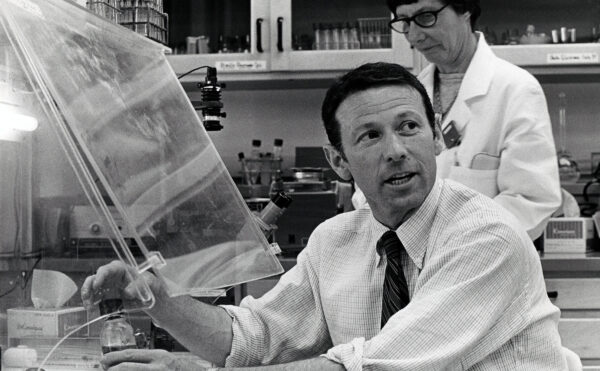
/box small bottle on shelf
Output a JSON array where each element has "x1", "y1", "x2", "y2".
[
  {"x1": 339, "y1": 22, "x2": 349, "y2": 49},
  {"x1": 250, "y1": 139, "x2": 262, "y2": 158},
  {"x1": 272, "y1": 138, "x2": 283, "y2": 159},
  {"x1": 349, "y1": 22, "x2": 360, "y2": 49},
  {"x1": 323, "y1": 24, "x2": 333, "y2": 50},
  {"x1": 331, "y1": 23, "x2": 340, "y2": 50},
  {"x1": 313, "y1": 23, "x2": 322, "y2": 50},
  {"x1": 249, "y1": 140, "x2": 262, "y2": 185}
]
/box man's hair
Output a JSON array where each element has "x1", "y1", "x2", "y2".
[
  {"x1": 321, "y1": 62, "x2": 435, "y2": 155},
  {"x1": 386, "y1": 0, "x2": 481, "y2": 30}
]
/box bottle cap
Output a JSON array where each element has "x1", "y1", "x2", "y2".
[
  {"x1": 271, "y1": 191, "x2": 292, "y2": 209},
  {"x1": 274, "y1": 138, "x2": 283, "y2": 146},
  {"x1": 99, "y1": 298, "x2": 124, "y2": 316}
]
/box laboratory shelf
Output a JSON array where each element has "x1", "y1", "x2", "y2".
[
  {"x1": 540, "y1": 251, "x2": 600, "y2": 278},
  {"x1": 491, "y1": 43, "x2": 600, "y2": 71}
]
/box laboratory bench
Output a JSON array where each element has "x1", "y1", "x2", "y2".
[{"x1": 2, "y1": 248, "x2": 600, "y2": 369}]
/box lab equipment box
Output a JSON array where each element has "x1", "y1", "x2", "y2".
[
  {"x1": 7, "y1": 307, "x2": 88, "y2": 340},
  {"x1": 543, "y1": 217, "x2": 598, "y2": 253}
]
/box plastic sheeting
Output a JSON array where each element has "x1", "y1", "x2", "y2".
[{"x1": 0, "y1": 0, "x2": 283, "y2": 301}]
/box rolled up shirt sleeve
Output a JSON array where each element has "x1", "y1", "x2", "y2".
[{"x1": 221, "y1": 245, "x2": 332, "y2": 367}]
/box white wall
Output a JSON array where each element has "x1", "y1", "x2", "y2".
[
  {"x1": 207, "y1": 88, "x2": 329, "y2": 175},
  {"x1": 209, "y1": 84, "x2": 600, "y2": 177},
  {"x1": 30, "y1": 83, "x2": 600, "y2": 198}
]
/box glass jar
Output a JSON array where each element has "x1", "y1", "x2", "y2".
[
  {"x1": 100, "y1": 314, "x2": 137, "y2": 354},
  {"x1": 99, "y1": 299, "x2": 137, "y2": 354}
]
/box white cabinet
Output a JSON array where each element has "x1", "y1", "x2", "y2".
[
  {"x1": 165, "y1": 0, "x2": 273, "y2": 80},
  {"x1": 166, "y1": 0, "x2": 600, "y2": 83},
  {"x1": 165, "y1": 0, "x2": 413, "y2": 81},
  {"x1": 546, "y1": 278, "x2": 600, "y2": 368},
  {"x1": 267, "y1": 0, "x2": 412, "y2": 72}
]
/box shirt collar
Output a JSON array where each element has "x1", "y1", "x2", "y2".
[{"x1": 371, "y1": 178, "x2": 442, "y2": 269}]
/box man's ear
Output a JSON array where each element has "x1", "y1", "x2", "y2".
[
  {"x1": 432, "y1": 118, "x2": 445, "y2": 155},
  {"x1": 323, "y1": 144, "x2": 352, "y2": 181}
]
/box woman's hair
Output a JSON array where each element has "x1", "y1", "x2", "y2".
[{"x1": 386, "y1": 0, "x2": 481, "y2": 30}]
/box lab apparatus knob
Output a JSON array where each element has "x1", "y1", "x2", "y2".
[{"x1": 90, "y1": 223, "x2": 102, "y2": 234}]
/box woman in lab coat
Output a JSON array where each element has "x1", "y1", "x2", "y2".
[{"x1": 353, "y1": 0, "x2": 561, "y2": 240}]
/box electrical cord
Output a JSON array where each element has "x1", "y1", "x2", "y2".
[
  {"x1": 177, "y1": 65, "x2": 211, "y2": 80},
  {"x1": 0, "y1": 255, "x2": 42, "y2": 298},
  {"x1": 581, "y1": 178, "x2": 599, "y2": 216}
]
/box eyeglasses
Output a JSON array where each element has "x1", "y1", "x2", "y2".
[{"x1": 389, "y1": 3, "x2": 450, "y2": 34}]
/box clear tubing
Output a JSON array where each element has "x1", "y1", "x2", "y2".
[
  {"x1": 558, "y1": 92, "x2": 567, "y2": 153},
  {"x1": 37, "y1": 285, "x2": 233, "y2": 370},
  {"x1": 36, "y1": 312, "x2": 113, "y2": 370}
]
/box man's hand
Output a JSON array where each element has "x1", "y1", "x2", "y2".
[
  {"x1": 100, "y1": 349, "x2": 212, "y2": 371},
  {"x1": 81, "y1": 260, "x2": 161, "y2": 308}
]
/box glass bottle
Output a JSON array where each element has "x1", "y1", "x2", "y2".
[
  {"x1": 272, "y1": 138, "x2": 283, "y2": 159},
  {"x1": 331, "y1": 23, "x2": 340, "y2": 50},
  {"x1": 339, "y1": 23, "x2": 349, "y2": 49},
  {"x1": 99, "y1": 299, "x2": 137, "y2": 354},
  {"x1": 323, "y1": 24, "x2": 333, "y2": 50},
  {"x1": 349, "y1": 22, "x2": 361, "y2": 49},
  {"x1": 313, "y1": 23, "x2": 322, "y2": 50},
  {"x1": 250, "y1": 139, "x2": 261, "y2": 159},
  {"x1": 556, "y1": 92, "x2": 580, "y2": 183}
]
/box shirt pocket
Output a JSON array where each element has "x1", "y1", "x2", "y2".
[{"x1": 447, "y1": 166, "x2": 499, "y2": 198}]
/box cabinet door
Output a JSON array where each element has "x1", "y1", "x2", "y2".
[
  {"x1": 269, "y1": 0, "x2": 413, "y2": 72},
  {"x1": 546, "y1": 279, "x2": 600, "y2": 363},
  {"x1": 165, "y1": 0, "x2": 272, "y2": 80}
]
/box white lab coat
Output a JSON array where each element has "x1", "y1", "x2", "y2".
[{"x1": 352, "y1": 34, "x2": 561, "y2": 240}]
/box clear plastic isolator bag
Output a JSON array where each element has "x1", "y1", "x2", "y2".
[{"x1": 0, "y1": 0, "x2": 284, "y2": 303}]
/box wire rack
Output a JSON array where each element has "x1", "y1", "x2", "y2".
[
  {"x1": 119, "y1": 4, "x2": 168, "y2": 45},
  {"x1": 86, "y1": 0, "x2": 168, "y2": 45},
  {"x1": 87, "y1": 0, "x2": 120, "y2": 23}
]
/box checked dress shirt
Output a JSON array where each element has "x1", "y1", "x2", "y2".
[{"x1": 222, "y1": 179, "x2": 566, "y2": 370}]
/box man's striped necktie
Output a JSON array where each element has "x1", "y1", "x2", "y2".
[{"x1": 378, "y1": 230, "x2": 410, "y2": 328}]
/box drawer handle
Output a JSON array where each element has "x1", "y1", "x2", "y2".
[
  {"x1": 277, "y1": 17, "x2": 284, "y2": 52},
  {"x1": 547, "y1": 291, "x2": 558, "y2": 299},
  {"x1": 256, "y1": 18, "x2": 264, "y2": 53}
]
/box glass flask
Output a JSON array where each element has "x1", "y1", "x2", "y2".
[
  {"x1": 99, "y1": 299, "x2": 137, "y2": 354},
  {"x1": 556, "y1": 92, "x2": 580, "y2": 183}
]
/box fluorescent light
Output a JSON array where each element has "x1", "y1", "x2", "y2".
[{"x1": 0, "y1": 102, "x2": 38, "y2": 131}]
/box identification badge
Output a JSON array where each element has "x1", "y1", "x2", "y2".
[{"x1": 442, "y1": 121, "x2": 461, "y2": 149}]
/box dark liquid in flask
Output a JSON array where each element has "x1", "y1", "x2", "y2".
[{"x1": 102, "y1": 344, "x2": 137, "y2": 354}]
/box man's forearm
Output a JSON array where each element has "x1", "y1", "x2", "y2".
[
  {"x1": 146, "y1": 294, "x2": 233, "y2": 365},
  {"x1": 215, "y1": 356, "x2": 345, "y2": 371}
]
